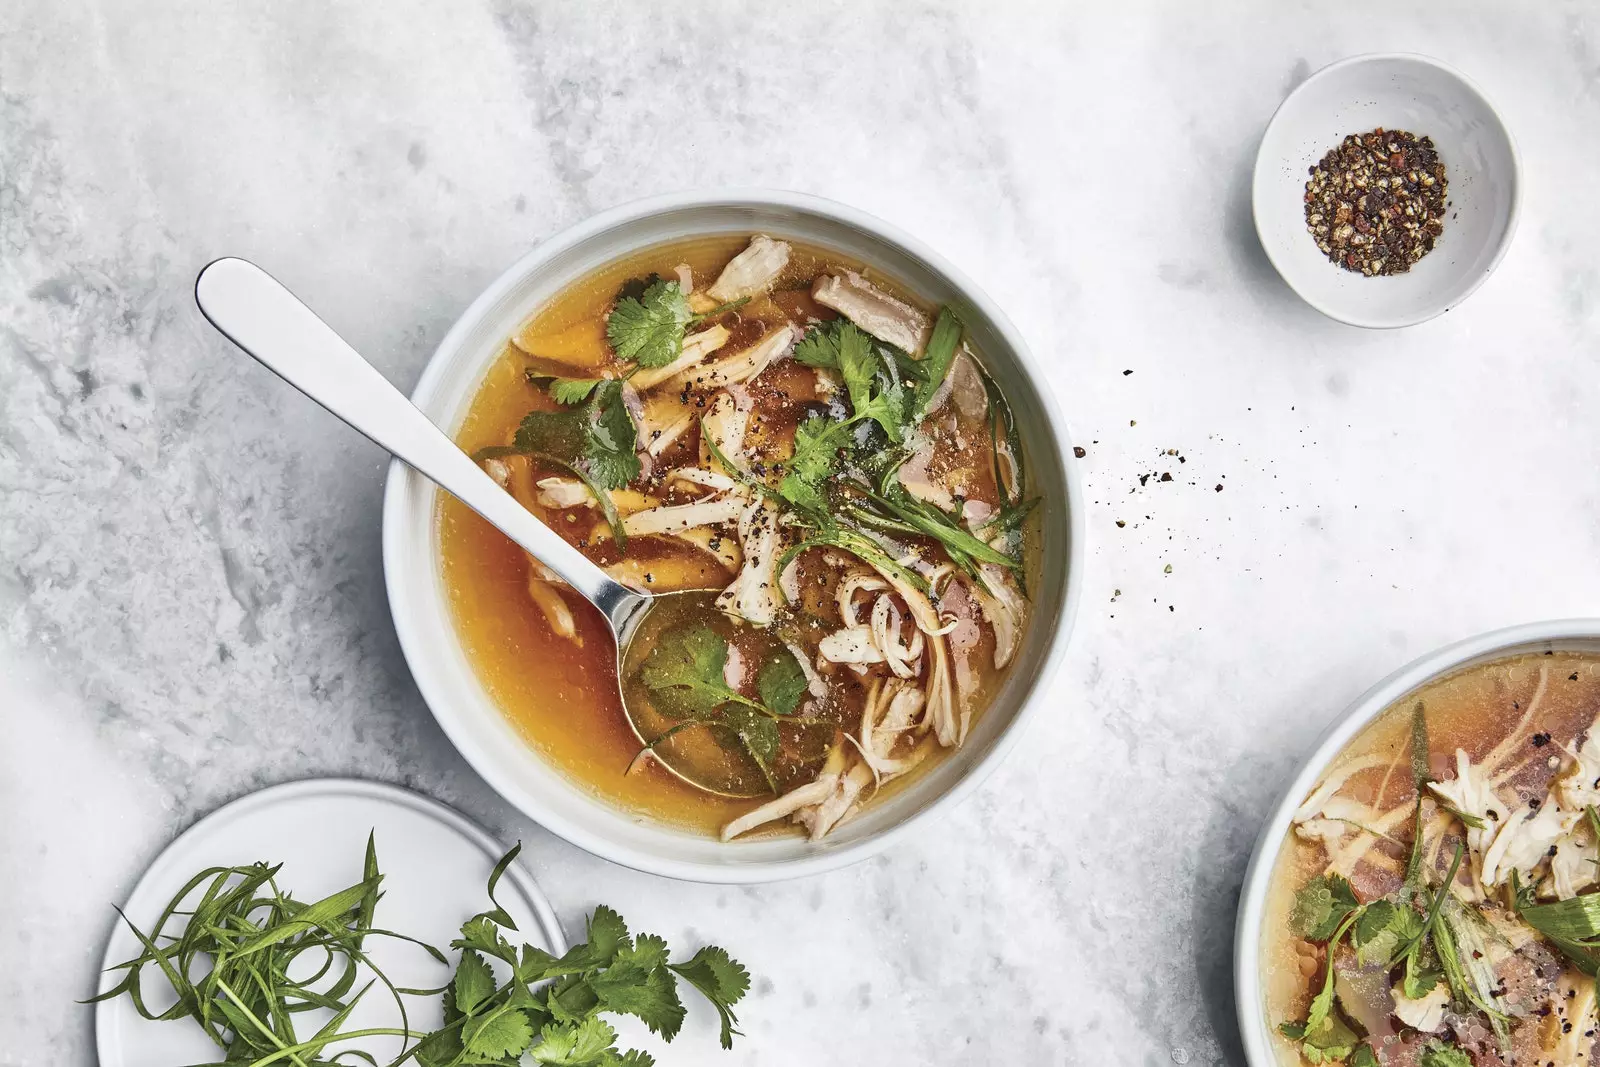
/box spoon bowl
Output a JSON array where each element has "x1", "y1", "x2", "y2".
[{"x1": 194, "y1": 257, "x2": 743, "y2": 796}]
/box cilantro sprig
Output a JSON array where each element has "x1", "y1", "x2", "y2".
[
  {"x1": 606, "y1": 279, "x2": 693, "y2": 369},
  {"x1": 89, "y1": 838, "x2": 753, "y2": 1067},
  {"x1": 636, "y1": 627, "x2": 821, "y2": 792}
]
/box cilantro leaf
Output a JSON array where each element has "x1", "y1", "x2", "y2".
[
  {"x1": 1419, "y1": 1040, "x2": 1472, "y2": 1067},
  {"x1": 528, "y1": 1016, "x2": 618, "y2": 1065},
  {"x1": 778, "y1": 414, "x2": 855, "y2": 513},
  {"x1": 465, "y1": 1008, "x2": 535, "y2": 1059},
  {"x1": 606, "y1": 280, "x2": 692, "y2": 368},
  {"x1": 757, "y1": 651, "x2": 808, "y2": 716},
  {"x1": 720, "y1": 706, "x2": 781, "y2": 793},
  {"x1": 589, "y1": 934, "x2": 685, "y2": 1040},
  {"x1": 453, "y1": 949, "x2": 496, "y2": 1016},
  {"x1": 669, "y1": 945, "x2": 750, "y2": 1050},
  {"x1": 1289, "y1": 874, "x2": 1360, "y2": 941},
  {"x1": 1352, "y1": 899, "x2": 1423, "y2": 967},
  {"x1": 793, "y1": 322, "x2": 843, "y2": 369},
  {"x1": 456, "y1": 915, "x2": 517, "y2": 964},
  {"x1": 1349, "y1": 1046, "x2": 1379, "y2": 1067},
  {"x1": 585, "y1": 905, "x2": 630, "y2": 966},
  {"x1": 909, "y1": 306, "x2": 963, "y2": 421},
  {"x1": 639, "y1": 627, "x2": 741, "y2": 720},
  {"x1": 1280, "y1": 1013, "x2": 1359, "y2": 1065},
  {"x1": 550, "y1": 377, "x2": 605, "y2": 405},
  {"x1": 514, "y1": 380, "x2": 640, "y2": 493}
]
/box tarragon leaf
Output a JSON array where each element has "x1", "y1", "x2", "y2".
[
  {"x1": 909, "y1": 306, "x2": 963, "y2": 421},
  {"x1": 606, "y1": 280, "x2": 692, "y2": 368}
]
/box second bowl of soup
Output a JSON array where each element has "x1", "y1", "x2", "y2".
[
  {"x1": 1236, "y1": 620, "x2": 1600, "y2": 1066},
  {"x1": 383, "y1": 191, "x2": 1083, "y2": 881}
]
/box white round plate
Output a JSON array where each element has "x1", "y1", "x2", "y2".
[
  {"x1": 95, "y1": 778, "x2": 566, "y2": 1067},
  {"x1": 1253, "y1": 52, "x2": 1520, "y2": 328}
]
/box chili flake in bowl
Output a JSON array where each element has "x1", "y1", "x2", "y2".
[
  {"x1": 1304, "y1": 128, "x2": 1448, "y2": 277},
  {"x1": 1252, "y1": 53, "x2": 1520, "y2": 329}
]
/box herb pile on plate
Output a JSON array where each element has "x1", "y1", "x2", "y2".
[{"x1": 88, "y1": 838, "x2": 749, "y2": 1067}]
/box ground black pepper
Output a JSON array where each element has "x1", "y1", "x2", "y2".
[{"x1": 1304, "y1": 127, "x2": 1448, "y2": 276}]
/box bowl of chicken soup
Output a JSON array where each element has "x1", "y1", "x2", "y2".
[
  {"x1": 1235, "y1": 619, "x2": 1600, "y2": 1066},
  {"x1": 382, "y1": 190, "x2": 1085, "y2": 882}
]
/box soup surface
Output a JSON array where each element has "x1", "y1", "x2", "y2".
[
  {"x1": 1263, "y1": 650, "x2": 1600, "y2": 1066},
  {"x1": 440, "y1": 235, "x2": 1038, "y2": 840}
]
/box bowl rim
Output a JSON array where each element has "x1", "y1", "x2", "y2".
[
  {"x1": 1250, "y1": 50, "x2": 1523, "y2": 330},
  {"x1": 380, "y1": 188, "x2": 1087, "y2": 882},
  {"x1": 1232, "y1": 617, "x2": 1600, "y2": 1064}
]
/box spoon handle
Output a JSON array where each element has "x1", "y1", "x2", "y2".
[{"x1": 194, "y1": 256, "x2": 633, "y2": 617}]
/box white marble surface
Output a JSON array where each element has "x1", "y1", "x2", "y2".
[{"x1": 4, "y1": 3, "x2": 1600, "y2": 1064}]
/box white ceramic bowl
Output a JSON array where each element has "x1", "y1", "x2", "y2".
[
  {"x1": 382, "y1": 190, "x2": 1085, "y2": 883},
  {"x1": 1234, "y1": 619, "x2": 1600, "y2": 1065},
  {"x1": 1253, "y1": 53, "x2": 1521, "y2": 328}
]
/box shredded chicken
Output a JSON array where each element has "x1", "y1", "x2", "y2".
[
  {"x1": 785, "y1": 640, "x2": 828, "y2": 699},
  {"x1": 818, "y1": 626, "x2": 885, "y2": 666},
  {"x1": 1427, "y1": 749, "x2": 1512, "y2": 890},
  {"x1": 897, "y1": 439, "x2": 957, "y2": 511},
  {"x1": 630, "y1": 323, "x2": 731, "y2": 391},
  {"x1": 1482, "y1": 801, "x2": 1567, "y2": 888},
  {"x1": 664, "y1": 324, "x2": 796, "y2": 394},
  {"x1": 668, "y1": 467, "x2": 741, "y2": 495},
  {"x1": 812, "y1": 271, "x2": 931, "y2": 355},
  {"x1": 699, "y1": 387, "x2": 754, "y2": 475},
  {"x1": 715, "y1": 497, "x2": 783, "y2": 626},
  {"x1": 1391, "y1": 981, "x2": 1448, "y2": 1032},
  {"x1": 1549, "y1": 825, "x2": 1599, "y2": 899},
  {"x1": 621, "y1": 496, "x2": 747, "y2": 537},
  {"x1": 672, "y1": 526, "x2": 742, "y2": 572},
  {"x1": 706, "y1": 235, "x2": 791, "y2": 303},
  {"x1": 720, "y1": 775, "x2": 838, "y2": 841},
  {"x1": 967, "y1": 566, "x2": 1026, "y2": 670}
]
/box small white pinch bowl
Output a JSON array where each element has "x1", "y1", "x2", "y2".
[
  {"x1": 1233, "y1": 619, "x2": 1600, "y2": 1066},
  {"x1": 1253, "y1": 52, "x2": 1521, "y2": 329},
  {"x1": 382, "y1": 190, "x2": 1085, "y2": 884}
]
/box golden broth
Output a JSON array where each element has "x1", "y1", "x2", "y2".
[{"x1": 439, "y1": 236, "x2": 1033, "y2": 835}]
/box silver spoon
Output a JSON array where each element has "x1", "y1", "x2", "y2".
[{"x1": 193, "y1": 257, "x2": 764, "y2": 798}]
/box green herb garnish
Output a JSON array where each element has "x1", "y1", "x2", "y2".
[
  {"x1": 1289, "y1": 874, "x2": 1359, "y2": 942},
  {"x1": 605, "y1": 279, "x2": 693, "y2": 368},
  {"x1": 636, "y1": 627, "x2": 817, "y2": 792},
  {"x1": 1349, "y1": 1045, "x2": 1380, "y2": 1067},
  {"x1": 89, "y1": 839, "x2": 752, "y2": 1066},
  {"x1": 908, "y1": 306, "x2": 963, "y2": 422},
  {"x1": 548, "y1": 377, "x2": 607, "y2": 406},
  {"x1": 1514, "y1": 872, "x2": 1600, "y2": 974},
  {"x1": 1419, "y1": 1040, "x2": 1472, "y2": 1067},
  {"x1": 756, "y1": 649, "x2": 809, "y2": 717}
]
